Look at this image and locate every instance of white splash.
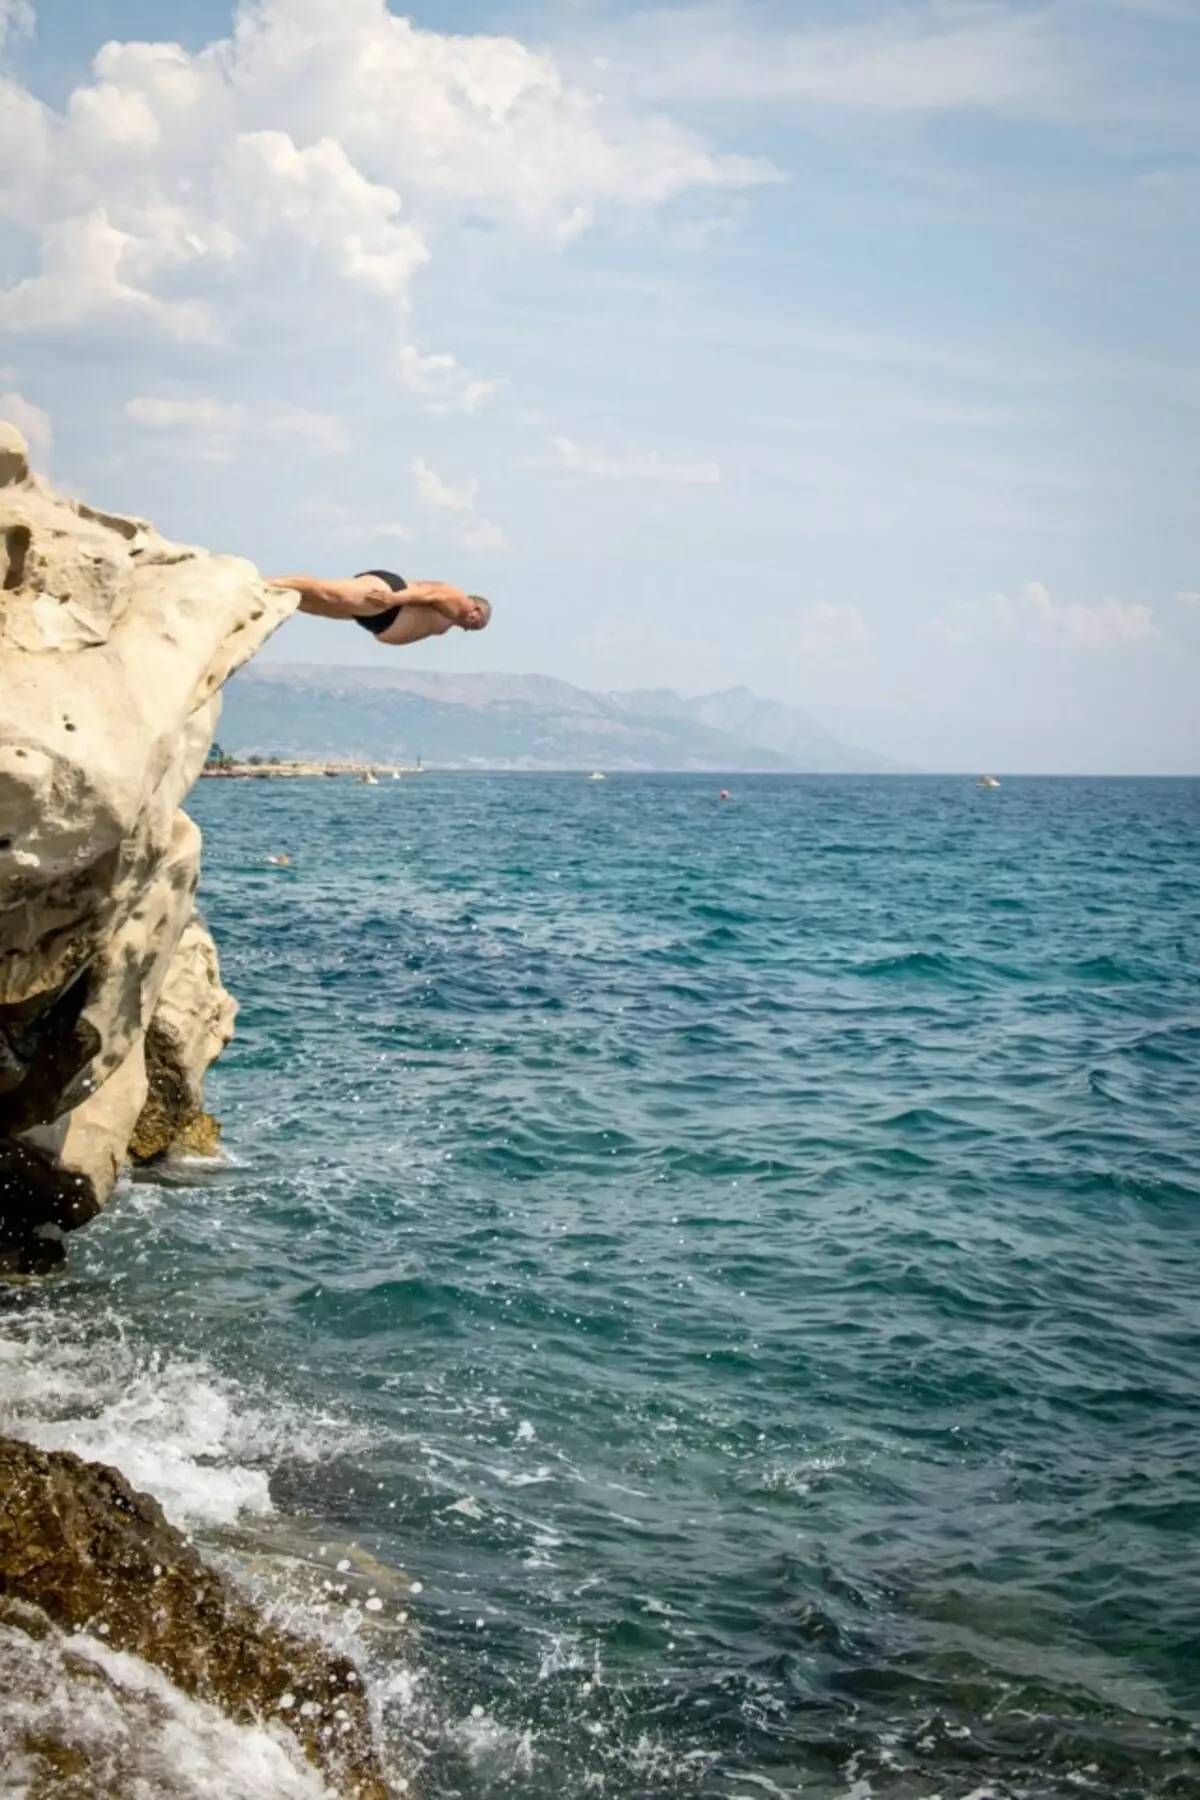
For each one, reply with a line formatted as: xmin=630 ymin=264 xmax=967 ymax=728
xmin=450 ymin=1705 xmax=536 ymax=1779
xmin=0 ymin=1618 xmax=336 ymax=1799
xmin=0 ymin=1310 xmax=349 ymax=1531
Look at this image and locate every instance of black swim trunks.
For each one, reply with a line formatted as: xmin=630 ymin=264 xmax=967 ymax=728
xmin=354 ymin=570 xmax=407 ymax=636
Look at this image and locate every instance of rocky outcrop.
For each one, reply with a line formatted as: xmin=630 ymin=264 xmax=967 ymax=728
xmin=128 ymin=913 xmax=236 ymax=1162
xmin=0 ymin=423 xmax=295 ymax=1270
xmin=0 ymin=1437 xmax=389 ymax=1798
xmin=0 ymin=430 xmax=404 ymax=1796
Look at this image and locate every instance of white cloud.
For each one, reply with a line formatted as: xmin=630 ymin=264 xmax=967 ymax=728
xmin=398 ymin=346 xmax=497 ymax=415
xmin=410 ymin=457 xmax=510 ymax=547
xmin=0 ymin=0 xmax=769 ymax=610
xmin=0 ymin=390 xmax=51 ymax=467
xmin=795 ymin=602 xmax=870 ymax=655
xmin=126 ymin=393 xmax=348 ymax=461
xmin=0 ymin=0 xmax=34 ymax=53
xmin=309 ymin=505 xmax=503 ymax=558
xmin=213 ymin=129 xmax=426 ymax=300
xmin=127 ymin=396 xmax=247 ymax=432
xmin=554 ymin=436 xmax=721 ymax=484
xmin=312 ymin=515 xmax=412 ymax=552
xmin=671 ymin=213 xmax=740 ymax=253
xmin=595 ymin=6 xmax=1063 ymax=115
xmin=409 ymin=458 xmax=507 ymax=550
xmin=0 ymin=0 xmax=773 ymax=359
xmin=413 ymin=456 xmax=478 ymax=512
xmin=1177 ymin=590 xmax=1200 ymax=607
xmin=461 ymin=519 xmax=508 ymax=552
xmin=0 ymin=211 xmax=213 ymax=341
xmin=1096 ymin=0 xmax=1199 ymax=19
xmin=924 ymin=580 xmax=1160 ymax=649
xmin=266 ymin=406 xmax=350 ymax=453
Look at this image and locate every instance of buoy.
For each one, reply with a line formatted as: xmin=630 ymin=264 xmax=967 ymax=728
xmin=266 ymin=853 xmax=290 ymax=867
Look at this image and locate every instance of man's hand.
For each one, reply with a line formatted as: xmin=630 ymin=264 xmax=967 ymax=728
xmin=356 ymin=578 xmax=404 ymax=611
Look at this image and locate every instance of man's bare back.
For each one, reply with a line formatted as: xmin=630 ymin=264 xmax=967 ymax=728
xmin=267 ymin=571 xmax=491 ymax=647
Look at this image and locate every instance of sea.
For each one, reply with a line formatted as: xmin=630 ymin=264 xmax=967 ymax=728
xmin=3 ymin=773 xmax=1199 ymax=1799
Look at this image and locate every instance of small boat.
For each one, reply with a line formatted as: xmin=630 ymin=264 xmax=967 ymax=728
xmin=977 ymin=775 xmax=1001 ymax=789
xmin=362 ymin=771 xmax=379 ymax=785
xmin=588 ymin=771 xmax=606 ymax=782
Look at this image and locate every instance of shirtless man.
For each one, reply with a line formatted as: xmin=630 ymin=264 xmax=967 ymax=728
xmin=267 ymin=569 xmax=491 ymax=647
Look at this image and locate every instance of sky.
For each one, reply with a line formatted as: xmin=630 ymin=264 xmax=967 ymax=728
xmin=1 ymin=0 xmax=1197 ymax=772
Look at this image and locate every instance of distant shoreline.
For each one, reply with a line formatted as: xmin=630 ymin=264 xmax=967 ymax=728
xmin=200 ymin=761 xmax=423 ymax=780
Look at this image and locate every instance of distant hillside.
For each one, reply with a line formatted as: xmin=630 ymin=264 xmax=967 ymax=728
xmin=219 ymin=666 xmax=899 ymax=773
xmin=610 ymin=686 xmax=889 ymax=772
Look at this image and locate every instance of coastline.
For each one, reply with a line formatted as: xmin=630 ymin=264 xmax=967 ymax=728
xmin=202 ymin=762 xmax=424 ymax=781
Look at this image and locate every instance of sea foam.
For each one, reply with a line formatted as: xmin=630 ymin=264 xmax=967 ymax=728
xmin=0 ymin=1305 xmax=346 ymax=1531
xmin=0 ymin=1618 xmax=336 ymax=1799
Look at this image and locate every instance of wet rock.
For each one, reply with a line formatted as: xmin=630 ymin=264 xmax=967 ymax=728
xmin=0 ymin=1436 xmax=392 ymax=1798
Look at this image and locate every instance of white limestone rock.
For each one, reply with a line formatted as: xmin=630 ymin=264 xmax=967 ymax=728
xmin=0 ymin=424 xmax=297 ymax=1266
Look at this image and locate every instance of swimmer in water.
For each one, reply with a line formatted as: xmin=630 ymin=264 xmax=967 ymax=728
xmin=266 ymin=853 xmax=290 ymax=866
xmin=718 ymin=789 xmax=731 ymax=801
xmin=266 ymin=570 xmax=491 ymax=647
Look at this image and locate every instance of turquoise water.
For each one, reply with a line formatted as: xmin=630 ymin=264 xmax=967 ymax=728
xmin=6 ymin=775 xmax=1200 ymax=1798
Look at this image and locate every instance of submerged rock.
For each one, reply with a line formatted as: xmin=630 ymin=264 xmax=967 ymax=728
xmin=0 ymin=1436 xmax=391 ymax=1799
xmin=0 ymin=422 xmax=296 ymax=1268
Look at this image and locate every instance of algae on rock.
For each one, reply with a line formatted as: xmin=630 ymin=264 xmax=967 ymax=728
xmin=0 ymin=1437 xmax=390 ymax=1799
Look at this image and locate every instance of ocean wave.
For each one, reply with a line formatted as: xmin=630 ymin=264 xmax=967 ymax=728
xmin=0 ymin=1619 xmax=338 ymax=1799
xmin=0 ymin=1304 xmax=357 ymax=1532
xmin=860 ymin=949 xmax=978 ymax=982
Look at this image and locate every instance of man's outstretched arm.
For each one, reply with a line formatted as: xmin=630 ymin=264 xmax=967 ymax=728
xmin=268 ymin=574 xmax=483 ymax=626
xmin=266 ymin=574 xmax=396 ymax=619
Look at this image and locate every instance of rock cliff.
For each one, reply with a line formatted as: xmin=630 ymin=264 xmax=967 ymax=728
xmin=0 ymin=422 xmax=295 ymax=1271
xmin=0 ymin=430 xmax=401 ymax=1796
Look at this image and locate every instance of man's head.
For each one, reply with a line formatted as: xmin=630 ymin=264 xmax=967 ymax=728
xmin=464 ymin=594 xmax=492 ymax=631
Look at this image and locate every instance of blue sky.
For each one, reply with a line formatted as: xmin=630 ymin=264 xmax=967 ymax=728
xmin=2 ymin=0 xmax=1197 ymax=770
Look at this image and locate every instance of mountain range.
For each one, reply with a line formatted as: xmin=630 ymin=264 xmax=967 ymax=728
xmin=219 ymin=665 xmax=900 ymax=773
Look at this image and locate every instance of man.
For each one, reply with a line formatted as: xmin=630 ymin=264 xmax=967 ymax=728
xmin=267 ymin=569 xmax=491 ymax=647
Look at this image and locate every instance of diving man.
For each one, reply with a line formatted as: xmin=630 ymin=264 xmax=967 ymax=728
xmin=267 ymin=570 xmax=491 ymax=647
